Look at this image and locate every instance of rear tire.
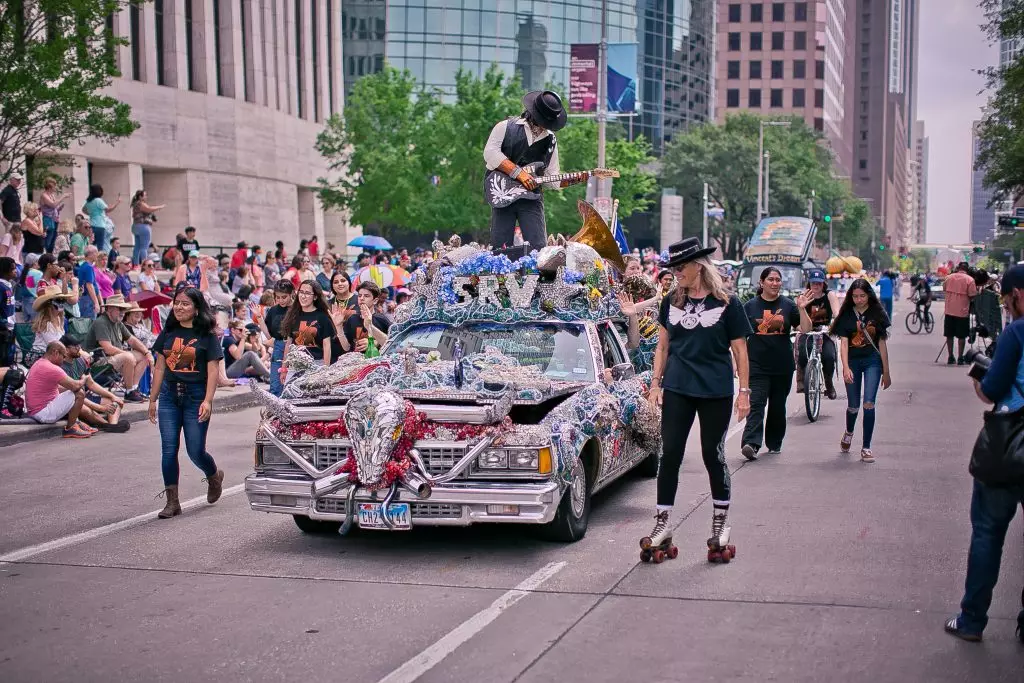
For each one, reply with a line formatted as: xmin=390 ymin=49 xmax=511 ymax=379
xmin=804 ymin=365 xmax=821 ymax=422
xmin=292 ymin=515 xmax=342 ymax=534
xmin=538 ymin=455 xmax=593 ymax=542
xmin=923 ymin=311 xmax=935 ymax=334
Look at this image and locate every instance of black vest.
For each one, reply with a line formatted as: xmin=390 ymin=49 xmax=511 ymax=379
xmin=500 ymin=118 xmax=556 ymax=169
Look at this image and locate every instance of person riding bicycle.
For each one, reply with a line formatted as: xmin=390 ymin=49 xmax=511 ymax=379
xmin=796 ymin=269 xmax=839 ymax=400
xmin=911 ymin=273 xmax=932 ymax=313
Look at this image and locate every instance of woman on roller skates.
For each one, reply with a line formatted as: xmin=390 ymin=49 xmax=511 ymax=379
xmin=830 ymin=278 xmax=892 ymax=463
xmin=642 ymin=238 xmax=752 ymax=564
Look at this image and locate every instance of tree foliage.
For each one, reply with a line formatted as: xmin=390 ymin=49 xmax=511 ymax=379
xmin=316 ymin=65 xmax=657 ymax=242
xmin=0 ymin=0 xmax=138 ymax=183
xmin=660 ymin=113 xmax=870 ymax=260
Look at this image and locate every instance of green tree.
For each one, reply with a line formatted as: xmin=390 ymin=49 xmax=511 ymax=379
xmin=660 ymin=113 xmax=868 ymax=259
xmin=0 ymin=0 xmax=138 ymax=183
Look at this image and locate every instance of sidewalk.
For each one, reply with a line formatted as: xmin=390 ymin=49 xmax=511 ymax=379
xmin=0 ymin=384 xmax=258 ymax=448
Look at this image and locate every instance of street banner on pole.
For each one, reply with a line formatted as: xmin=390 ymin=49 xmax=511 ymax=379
xmin=569 ymin=44 xmax=599 ymax=113
xmin=606 ymin=43 xmax=637 ymax=113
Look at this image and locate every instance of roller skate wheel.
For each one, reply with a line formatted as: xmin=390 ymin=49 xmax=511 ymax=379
xmin=707 ymin=550 xmax=721 ymax=563
xmin=727 ymin=545 xmax=737 ymax=558
xmin=640 ymin=537 xmax=653 ymax=551
xmin=720 ymin=548 xmax=733 ymax=562
xmin=667 ymin=545 xmax=679 ymax=560
xmin=640 ymin=549 xmax=652 ymax=563
xmin=652 ymin=549 xmax=666 ymax=564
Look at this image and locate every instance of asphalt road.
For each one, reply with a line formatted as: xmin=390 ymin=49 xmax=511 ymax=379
xmin=1 ymin=297 xmax=1021 ymax=682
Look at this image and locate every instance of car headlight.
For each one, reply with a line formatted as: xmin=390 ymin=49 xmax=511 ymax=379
xmin=477 ymin=450 xmax=509 ymax=469
xmin=477 ymin=448 xmax=552 ymax=472
xmin=259 ymin=443 xmax=314 ymax=466
xmin=509 ymin=449 xmax=540 ymax=469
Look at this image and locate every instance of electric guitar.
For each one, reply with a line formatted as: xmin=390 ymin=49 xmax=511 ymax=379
xmin=483 ymin=161 xmax=619 ymax=209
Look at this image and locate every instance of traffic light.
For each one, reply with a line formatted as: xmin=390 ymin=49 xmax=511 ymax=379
xmin=823 ymin=214 xmax=832 ymax=223
xmin=998 ymin=215 xmax=1020 ymax=229
xmin=878 ymin=243 xmax=886 ymax=251
xmin=973 ymin=245 xmax=984 ymax=253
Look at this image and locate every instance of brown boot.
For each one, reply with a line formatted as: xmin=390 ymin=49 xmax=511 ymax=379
xmin=158 ymin=486 xmax=181 ymax=518
xmin=795 ymin=373 xmax=805 ymax=394
xmin=205 ymin=469 xmax=225 ymax=504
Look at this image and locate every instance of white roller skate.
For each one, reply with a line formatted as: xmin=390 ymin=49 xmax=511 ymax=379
xmin=639 ymin=511 xmax=678 ymax=564
xmin=707 ymin=508 xmax=736 ymax=563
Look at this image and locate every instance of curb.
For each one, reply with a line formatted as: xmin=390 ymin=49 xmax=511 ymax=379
xmin=0 ymin=391 xmax=259 ymax=448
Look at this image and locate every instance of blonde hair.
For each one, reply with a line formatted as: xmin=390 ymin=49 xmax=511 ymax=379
xmin=671 ymin=256 xmax=731 ymax=307
xmin=44 ymin=177 xmax=57 ymax=190
xmin=32 ymin=300 xmax=64 ymax=334
xmin=23 ymin=202 xmax=38 ymax=216
xmin=58 ymin=218 xmax=74 ymax=234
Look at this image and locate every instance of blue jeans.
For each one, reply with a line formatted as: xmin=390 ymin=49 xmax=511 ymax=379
xmin=956 ymin=479 xmax=1024 ymax=635
xmin=43 ymin=216 xmax=58 ymax=253
xmin=269 ymin=339 xmax=286 ymax=396
xmin=131 ymin=223 xmax=151 ymax=264
xmin=881 ymin=298 xmax=893 ymax=321
xmin=92 ymin=225 xmax=109 ymax=252
xmin=158 ymin=380 xmax=218 ymax=487
xmin=845 ymin=353 xmax=882 ymax=449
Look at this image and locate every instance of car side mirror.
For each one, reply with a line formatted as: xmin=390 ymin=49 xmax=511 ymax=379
xmin=610 ymin=362 xmax=635 ymax=381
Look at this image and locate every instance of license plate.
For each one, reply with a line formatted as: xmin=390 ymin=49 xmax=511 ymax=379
xmin=357 ymin=502 xmax=412 ymax=530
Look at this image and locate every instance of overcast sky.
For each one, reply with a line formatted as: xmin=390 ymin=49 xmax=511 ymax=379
xmin=917 ymin=1 xmax=997 ymax=244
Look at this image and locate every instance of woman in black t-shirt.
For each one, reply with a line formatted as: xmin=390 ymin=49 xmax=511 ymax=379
xmin=796 ymin=269 xmax=840 ymax=398
xmin=252 ymin=279 xmax=294 ymax=396
xmin=280 ymin=280 xmax=340 ymax=374
xmin=829 ymin=278 xmax=893 ymax=463
xmin=740 ymin=267 xmax=812 ymax=461
xmin=642 ymin=237 xmax=753 ymax=563
xmin=148 ymin=287 xmax=226 ymax=519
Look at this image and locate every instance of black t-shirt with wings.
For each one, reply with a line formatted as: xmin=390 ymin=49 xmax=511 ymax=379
xmin=658 ymin=294 xmax=752 ymax=398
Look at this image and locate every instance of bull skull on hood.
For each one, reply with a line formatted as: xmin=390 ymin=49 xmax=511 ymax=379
xmin=343 ymin=389 xmax=407 ymax=488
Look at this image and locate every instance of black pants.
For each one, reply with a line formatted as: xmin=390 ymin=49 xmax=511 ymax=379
xmin=658 ymin=390 xmax=732 ymax=507
xmin=742 ymin=372 xmax=793 ymax=452
xmin=797 ymin=334 xmax=837 ymax=387
xmin=490 ymin=199 xmax=546 ymax=249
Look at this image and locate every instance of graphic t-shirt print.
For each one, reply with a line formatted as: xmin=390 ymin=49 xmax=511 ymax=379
xmin=166 ymin=337 xmax=198 ymax=373
xmin=850 ymin=319 xmax=878 ymax=350
xmin=809 ymin=301 xmax=830 ymax=326
xmin=295 ymin=321 xmax=320 ymax=347
xmin=668 ymin=300 xmax=725 ymax=329
xmin=755 ymin=307 xmax=786 ymax=335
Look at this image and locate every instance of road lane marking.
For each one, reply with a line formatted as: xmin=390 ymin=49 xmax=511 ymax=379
xmin=0 ymin=484 xmax=245 ymax=564
xmin=376 ymin=561 xmax=567 ymax=683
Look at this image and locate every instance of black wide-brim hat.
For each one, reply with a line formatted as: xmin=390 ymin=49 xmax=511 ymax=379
xmin=523 ymin=90 xmax=568 ymax=132
xmin=663 ymin=237 xmax=716 ymax=268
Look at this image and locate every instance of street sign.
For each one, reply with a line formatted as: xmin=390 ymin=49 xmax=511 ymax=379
xmin=705 ymin=207 xmax=724 ymax=219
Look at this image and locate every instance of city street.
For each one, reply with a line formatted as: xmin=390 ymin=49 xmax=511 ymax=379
xmin=0 ymin=298 xmax=1020 ymax=682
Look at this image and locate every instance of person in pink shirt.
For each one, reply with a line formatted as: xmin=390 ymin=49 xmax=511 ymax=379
xmin=943 ymin=262 xmax=978 ymax=365
xmin=25 ymin=341 xmax=94 ymax=438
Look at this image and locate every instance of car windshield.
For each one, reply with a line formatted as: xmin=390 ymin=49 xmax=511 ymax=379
xmin=738 ymin=264 xmax=804 ymax=292
xmin=385 ymin=322 xmax=596 ymax=382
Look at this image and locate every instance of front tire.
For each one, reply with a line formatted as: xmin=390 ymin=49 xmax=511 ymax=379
xmin=905 ymin=310 xmax=922 ymax=335
xmin=538 ymin=456 xmax=593 ymax=542
xmin=804 ymin=365 xmax=821 ymax=422
xmin=292 ymin=514 xmax=342 ymax=534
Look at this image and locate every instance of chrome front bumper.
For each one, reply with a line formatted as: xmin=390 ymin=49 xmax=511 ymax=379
xmin=245 ymin=474 xmax=561 ymax=526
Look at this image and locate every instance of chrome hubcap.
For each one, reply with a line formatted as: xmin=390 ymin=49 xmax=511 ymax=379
xmin=569 ymin=461 xmax=586 ymax=518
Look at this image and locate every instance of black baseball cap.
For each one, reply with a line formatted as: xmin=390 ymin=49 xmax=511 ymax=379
xmin=185 ymin=226 xmax=196 ymax=233
xmin=1000 ymin=264 xmax=1024 ymax=295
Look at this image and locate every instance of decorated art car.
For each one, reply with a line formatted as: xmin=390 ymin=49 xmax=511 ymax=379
xmin=245 ymin=206 xmax=661 ymax=542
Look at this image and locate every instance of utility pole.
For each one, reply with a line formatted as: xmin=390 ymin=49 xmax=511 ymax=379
xmin=764 ymin=151 xmax=771 ymax=217
xmin=756 ymin=125 xmax=765 ymax=222
xmin=702 ymin=182 xmax=709 ymax=247
xmin=596 ymin=0 xmax=609 ymax=203
xmin=807 ymin=189 xmax=814 ymax=219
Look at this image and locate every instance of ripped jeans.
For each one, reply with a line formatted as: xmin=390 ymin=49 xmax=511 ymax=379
xmin=845 ymin=353 xmax=883 ymax=449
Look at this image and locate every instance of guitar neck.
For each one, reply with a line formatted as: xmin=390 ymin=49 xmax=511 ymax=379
xmin=533 ymin=170 xmax=587 ymax=185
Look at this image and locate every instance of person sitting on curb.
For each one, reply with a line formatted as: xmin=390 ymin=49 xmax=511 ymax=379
xmin=223 ymin=319 xmax=271 ymax=382
xmin=84 ymin=294 xmax=153 ymax=402
xmin=24 ymin=341 xmax=95 ymax=438
xmin=60 ymin=334 xmax=129 ymax=433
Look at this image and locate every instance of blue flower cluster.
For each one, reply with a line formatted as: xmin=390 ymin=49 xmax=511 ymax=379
xmin=454 ymin=252 xmax=517 ymax=276
xmin=437 ymin=266 xmax=460 ymax=305
xmin=512 ymin=251 xmax=539 ymax=272
xmin=562 ymin=269 xmax=585 ymax=284
xmin=659 ymin=249 xmax=669 ymax=264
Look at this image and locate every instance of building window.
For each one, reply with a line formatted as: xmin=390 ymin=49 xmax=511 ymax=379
xmin=727 ymin=89 xmax=740 ymax=107
xmin=816 ymin=60 xmax=825 ymax=79
xmin=728 ymin=32 xmax=741 ymax=51
xmin=213 ymin=0 xmax=223 ymax=96
xmin=184 ymin=0 xmax=195 ymax=91
xmin=750 ymin=32 xmax=763 ymax=51
xmin=793 ymin=89 xmax=805 ymax=107
xmin=861 ymin=130 xmax=868 ymax=141
xmin=129 ymin=0 xmax=142 ymax=81
xmin=295 ymin=0 xmax=304 ymax=116
xmin=815 ymin=88 xmax=824 ymax=107
xmin=154 ymin=0 xmax=166 ymax=85
xmin=727 ymin=60 xmax=740 ymax=79
xmin=771 ymin=60 xmax=784 ymax=79
xmin=728 ymin=4 xmax=742 ymax=22
xmin=859 ymin=159 xmax=867 ymax=170
xmin=795 ymin=2 xmax=808 ymax=21
xmin=770 ymin=89 xmax=783 ymax=107
xmin=750 ymin=61 xmax=762 ymax=79
xmin=241 ymin=0 xmax=251 ymax=101
xmin=814 ymin=117 xmax=823 ymax=132
xmin=326 ymin=0 xmax=334 ymax=115
xmin=772 ymin=2 xmax=785 ymax=21
xmin=793 ymin=59 xmax=806 ymax=78
xmin=749 ymin=89 xmax=762 ymax=108
xmin=771 ymin=32 xmax=784 ymax=50
xmin=794 ymin=31 xmax=807 ymax=50
xmin=311 ymin=0 xmax=319 ymax=121
xmin=751 ymin=3 xmax=764 ymax=22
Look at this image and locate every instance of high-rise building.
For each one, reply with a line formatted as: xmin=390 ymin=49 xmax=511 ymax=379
xmin=342 ymin=0 xmax=387 ymax=97
xmin=910 ymin=120 xmax=928 ymax=243
xmin=714 ymin=1 xmax=857 ymax=177
xmin=851 ymin=0 xmax=919 ymax=250
xmin=369 ymin=1 xmax=714 ymax=154
xmin=970 ymin=120 xmax=997 ymax=245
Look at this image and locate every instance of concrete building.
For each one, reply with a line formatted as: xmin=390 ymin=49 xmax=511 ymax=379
xmin=715 ymin=0 xmax=857 ymax=177
xmin=910 ymin=119 xmax=928 ymax=243
xmin=851 ymin=0 xmax=919 ymax=250
xmin=341 ymin=0 xmax=386 ymax=97
xmin=20 ymin=0 xmax=356 ymax=254
xmin=970 ymin=120 xmax=996 ymax=245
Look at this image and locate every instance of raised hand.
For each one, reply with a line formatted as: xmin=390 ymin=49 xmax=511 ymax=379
xmin=617 ymin=291 xmax=637 ymax=317
xmin=795 ymin=290 xmax=812 ymax=309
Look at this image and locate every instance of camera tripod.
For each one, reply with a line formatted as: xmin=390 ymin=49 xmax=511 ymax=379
xmin=933 ymin=312 xmax=991 ymax=363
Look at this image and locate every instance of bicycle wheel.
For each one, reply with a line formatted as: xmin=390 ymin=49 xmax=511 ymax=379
xmin=923 ymin=311 xmax=935 ymax=334
xmin=905 ymin=310 xmax=922 ymax=335
xmin=804 ymin=364 xmax=821 ymax=422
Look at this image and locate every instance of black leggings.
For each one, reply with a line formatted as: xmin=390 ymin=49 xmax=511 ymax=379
xmin=658 ymin=390 xmax=733 ymax=507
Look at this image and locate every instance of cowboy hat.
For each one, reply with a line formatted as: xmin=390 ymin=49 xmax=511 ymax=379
xmin=523 ymin=90 xmax=568 ymax=132
xmin=102 ymin=294 xmax=133 ymax=309
xmin=33 ymin=285 xmax=70 ymax=311
xmin=662 ymin=237 xmax=716 ymax=268
xmin=124 ymin=302 xmax=145 ymax=314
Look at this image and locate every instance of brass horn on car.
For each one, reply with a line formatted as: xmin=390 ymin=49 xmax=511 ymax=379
xmin=570 ymin=199 xmax=627 ymax=273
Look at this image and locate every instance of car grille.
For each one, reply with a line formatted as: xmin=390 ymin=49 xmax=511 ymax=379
xmin=314 ymin=441 xmax=351 ymax=470
xmin=308 ymin=440 xmax=469 ymax=479
xmin=314 ymin=498 xmax=462 ymax=519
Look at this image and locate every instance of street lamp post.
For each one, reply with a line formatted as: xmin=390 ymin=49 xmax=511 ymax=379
xmin=756 ymin=120 xmax=792 ymax=220
xmin=764 ymin=151 xmax=771 ymax=217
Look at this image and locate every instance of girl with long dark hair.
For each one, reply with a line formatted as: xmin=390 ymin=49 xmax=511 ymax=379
xmin=740 ymin=267 xmax=812 ymax=461
xmin=149 ymin=287 xmax=226 ymax=518
xmin=642 ymin=238 xmax=752 ymax=563
xmin=829 ymin=278 xmax=893 ymax=463
xmin=281 ymin=280 xmax=336 ymax=372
